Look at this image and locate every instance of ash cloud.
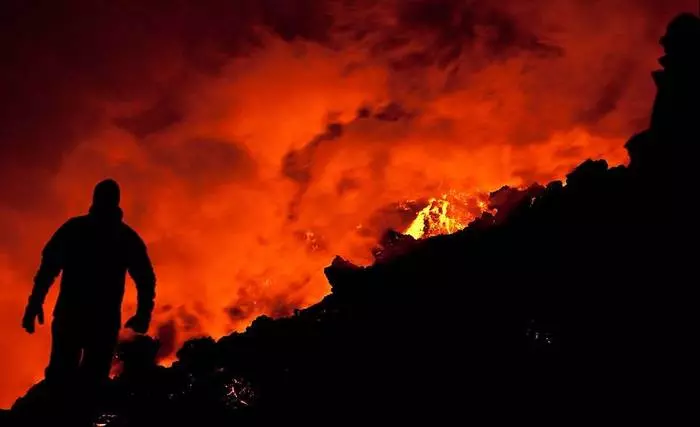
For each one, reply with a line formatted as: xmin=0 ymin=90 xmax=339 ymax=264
xmin=114 ymin=98 xmax=185 ymax=140
xmin=148 ymin=137 xmax=258 ymax=190
xmin=0 ymin=0 xmax=336 ymax=204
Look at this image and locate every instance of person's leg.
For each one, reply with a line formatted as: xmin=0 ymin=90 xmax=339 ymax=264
xmin=80 ymin=322 xmax=120 ymax=388
xmin=77 ymin=322 xmax=119 ymax=421
xmin=45 ymin=317 xmax=82 ymax=387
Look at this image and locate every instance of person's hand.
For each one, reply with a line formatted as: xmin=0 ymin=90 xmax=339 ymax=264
xmin=125 ymin=313 xmax=150 ymax=334
xmin=22 ymin=301 xmax=44 ymax=334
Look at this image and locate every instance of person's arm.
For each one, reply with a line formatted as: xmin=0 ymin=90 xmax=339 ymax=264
xmin=29 ymin=222 xmax=70 ymax=306
xmin=23 ymin=221 xmax=70 ymax=333
xmin=126 ymin=232 xmax=156 ymax=332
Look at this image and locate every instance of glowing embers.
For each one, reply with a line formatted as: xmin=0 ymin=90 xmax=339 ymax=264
xmin=525 ymin=319 xmax=556 ymax=351
xmin=404 ymin=191 xmax=492 ymax=239
xmin=223 ymin=377 xmax=255 ymax=408
xmin=93 ymin=413 xmax=118 ymax=427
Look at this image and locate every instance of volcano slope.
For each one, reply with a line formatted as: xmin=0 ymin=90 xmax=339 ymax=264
xmin=6 ymin=12 xmax=700 ymax=427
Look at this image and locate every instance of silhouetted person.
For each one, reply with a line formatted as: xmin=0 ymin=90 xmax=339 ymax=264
xmin=21 ymin=179 xmax=156 ymax=390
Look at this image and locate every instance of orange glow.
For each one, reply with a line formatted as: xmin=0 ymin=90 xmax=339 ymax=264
xmin=0 ymin=0 xmax=694 ymax=408
xmin=404 ymin=192 xmax=492 ymax=239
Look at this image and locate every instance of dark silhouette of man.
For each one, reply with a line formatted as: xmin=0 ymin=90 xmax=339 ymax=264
xmin=21 ymin=179 xmax=156 ymax=389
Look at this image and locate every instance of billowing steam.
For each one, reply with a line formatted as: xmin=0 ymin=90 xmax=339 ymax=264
xmin=0 ymin=0 xmax=694 ymax=407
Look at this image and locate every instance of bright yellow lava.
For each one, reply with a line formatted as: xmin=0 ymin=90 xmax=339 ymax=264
xmin=404 ymin=192 xmax=491 ymax=239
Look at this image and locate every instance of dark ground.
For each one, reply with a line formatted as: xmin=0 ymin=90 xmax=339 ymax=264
xmin=4 ymin=12 xmax=700 ymax=427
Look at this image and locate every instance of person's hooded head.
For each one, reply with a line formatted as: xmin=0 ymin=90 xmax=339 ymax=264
xmin=89 ymin=179 xmax=124 ymax=222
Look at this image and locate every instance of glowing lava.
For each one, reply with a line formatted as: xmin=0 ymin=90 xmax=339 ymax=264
xmin=404 ymin=192 xmax=493 ymax=239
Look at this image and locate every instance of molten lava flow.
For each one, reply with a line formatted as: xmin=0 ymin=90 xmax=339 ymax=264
xmin=404 ymin=192 xmax=493 ymax=239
